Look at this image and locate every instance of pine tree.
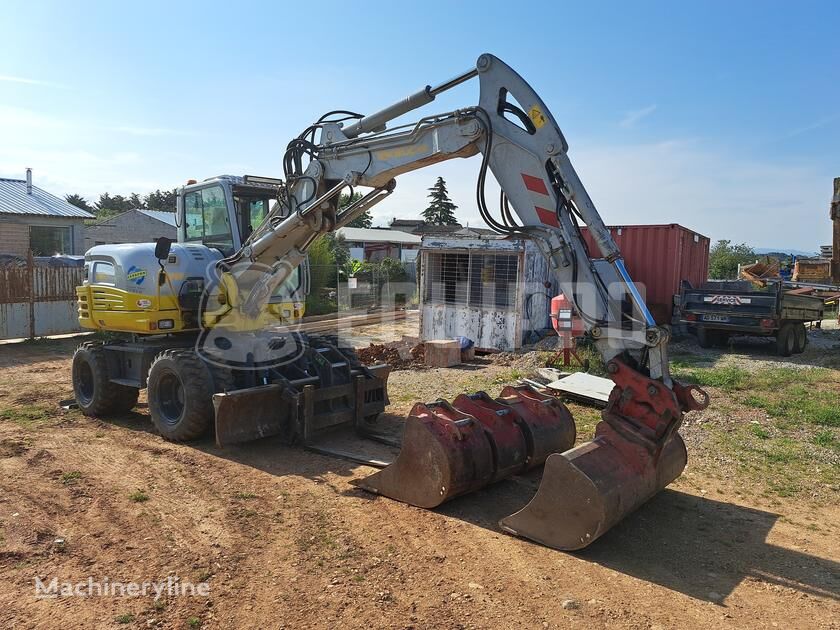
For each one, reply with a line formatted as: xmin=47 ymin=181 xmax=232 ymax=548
xmin=421 ymin=177 xmax=458 ymax=225
xmin=65 ymin=194 xmax=92 ymax=212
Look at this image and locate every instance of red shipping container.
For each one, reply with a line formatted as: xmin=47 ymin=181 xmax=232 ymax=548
xmin=580 ymin=224 xmax=710 ymax=324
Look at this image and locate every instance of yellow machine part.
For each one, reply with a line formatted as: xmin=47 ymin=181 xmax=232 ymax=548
xmin=77 ymin=284 xmax=304 ymax=335
xmin=199 ymin=271 xmax=305 ymax=332
xmin=76 ymin=285 xmax=188 ymax=334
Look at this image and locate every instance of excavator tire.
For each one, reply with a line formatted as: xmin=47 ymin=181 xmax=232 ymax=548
xmin=147 ymin=349 xmax=215 ymax=441
xmin=72 ymin=342 xmax=139 ymax=416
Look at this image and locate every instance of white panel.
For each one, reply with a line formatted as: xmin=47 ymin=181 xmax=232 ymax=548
xmin=34 ymin=301 xmax=82 ymax=336
xmin=0 ymin=303 xmax=30 ymax=339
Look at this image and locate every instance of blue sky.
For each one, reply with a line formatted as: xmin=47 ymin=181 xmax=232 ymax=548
xmin=0 ymin=0 xmax=837 ymax=250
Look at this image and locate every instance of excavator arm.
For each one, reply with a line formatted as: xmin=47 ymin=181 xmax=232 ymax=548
xmin=208 ymin=54 xmax=709 ymax=550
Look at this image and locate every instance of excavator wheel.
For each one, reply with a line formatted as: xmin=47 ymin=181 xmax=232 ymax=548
xmin=147 ymin=349 xmax=215 ymax=441
xmin=72 ymin=342 xmax=139 ymax=416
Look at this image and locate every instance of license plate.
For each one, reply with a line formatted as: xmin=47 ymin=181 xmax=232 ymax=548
xmin=702 ymin=314 xmax=729 ymax=322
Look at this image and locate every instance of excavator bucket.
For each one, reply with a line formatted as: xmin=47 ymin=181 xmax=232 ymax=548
xmin=358 ymin=385 xmax=576 ymax=507
xmin=496 ymin=385 xmax=576 ymax=467
xmin=499 ymin=420 xmax=687 ymax=551
xmin=358 ymin=401 xmax=495 ymax=508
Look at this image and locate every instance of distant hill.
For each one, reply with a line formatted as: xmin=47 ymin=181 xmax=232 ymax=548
xmin=754 ymin=247 xmax=818 ymax=257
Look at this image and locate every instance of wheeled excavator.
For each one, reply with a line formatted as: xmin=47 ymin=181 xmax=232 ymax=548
xmin=72 ymin=54 xmax=709 ymax=551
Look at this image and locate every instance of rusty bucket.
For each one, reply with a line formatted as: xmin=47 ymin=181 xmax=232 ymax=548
xmin=357 ymin=401 xmax=495 ymax=508
xmin=499 ymin=420 xmax=687 ymax=551
xmin=451 ymin=392 xmax=530 ymax=481
xmin=496 ymin=385 xmax=576 ymax=468
xmin=358 ymin=385 xmax=576 ymax=508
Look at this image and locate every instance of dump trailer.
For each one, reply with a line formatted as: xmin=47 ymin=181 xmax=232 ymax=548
xmin=73 ymin=53 xmax=709 ymax=551
xmin=680 ymin=280 xmax=824 ymax=355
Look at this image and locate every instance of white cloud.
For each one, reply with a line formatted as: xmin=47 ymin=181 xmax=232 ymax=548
xmin=786 ymin=112 xmax=840 ymax=138
xmin=0 ymin=105 xmax=69 ymax=130
xmin=571 ymin=139 xmax=830 ymax=250
xmin=620 ymin=104 xmax=657 ymax=128
xmin=0 ymin=99 xmax=829 ymax=251
xmin=111 ymin=126 xmax=197 ymax=137
xmin=368 ymin=139 xmax=830 ymax=250
xmin=0 ymin=75 xmax=67 ymax=88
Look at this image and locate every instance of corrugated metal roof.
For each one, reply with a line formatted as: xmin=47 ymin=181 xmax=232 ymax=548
xmin=337 ymin=227 xmax=421 ymax=244
xmin=0 ymin=178 xmax=95 ymax=218
xmin=138 ymin=209 xmax=177 ymax=227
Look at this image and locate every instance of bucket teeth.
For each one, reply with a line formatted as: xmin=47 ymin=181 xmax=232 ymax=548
xmin=358 ymin=385 xmax=576 ymax=508
xmin=499 ymin=421 xmax=687 ymax=550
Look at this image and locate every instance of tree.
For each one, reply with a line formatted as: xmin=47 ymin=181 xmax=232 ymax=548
xmin=94 ymin=193 xmax=132 ymax=218
xmin=65 ymin=194 xmax=92 ymax=212
xmin=305 ymin=235 xmax=338 ymax=315
xmin=708 ymin=240 xmax=756 ymax=279
xmin=144 ymin=189 xmax=177 ymax=212
xmin=128 ymin=192 xmax=145 ymax=209
xmin=325 ymin=232 xmax=350 ymax=268
xmin=339 ymin=192 xmax=371 ymax=228
xmin=421 ymin=177 xmax=458 ymax=225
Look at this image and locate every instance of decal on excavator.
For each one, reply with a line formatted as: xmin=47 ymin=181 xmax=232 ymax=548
xmin=528 ymin=105 xmax=547 ymax=128
xmin=127 ymin=266 xmax=147 ymax=285
xmin=521 ymin=173 xmax=559 ymax=227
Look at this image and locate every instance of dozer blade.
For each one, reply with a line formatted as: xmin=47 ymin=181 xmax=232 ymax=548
xmin=213 ymin=384 xmax=297 ymax=447
xmin=499 ymin=420 xmax=687 ymax=550
xmin=357 ymin=401 xmax=494 ymax=508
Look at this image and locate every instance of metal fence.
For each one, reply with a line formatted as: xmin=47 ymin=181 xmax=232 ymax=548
xmin=307 ymin=261 xmax=418 ymax=315
xmin=0 ymin=254 xmax=84 ymax=339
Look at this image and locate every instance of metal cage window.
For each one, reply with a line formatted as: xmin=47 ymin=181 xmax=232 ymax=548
xmin=425 ymin=250 xmax=519 ymax=310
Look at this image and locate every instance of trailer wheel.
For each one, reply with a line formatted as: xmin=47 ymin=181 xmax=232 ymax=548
xmin=776 ymin=324 xmax=795 ymax=357
xmin=72 ymin=343 xmax=139 ymax=416
xmin=697 ymin=326 xmax=713 ymax=349
xmin=147 ymin=349 xmax=215 ymax=441
xmin=793 ymin=323 xmax=808 ymax=354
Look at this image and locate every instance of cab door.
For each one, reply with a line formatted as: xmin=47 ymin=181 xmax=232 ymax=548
xmin=180 ymin=184 xmax=238 ymax=255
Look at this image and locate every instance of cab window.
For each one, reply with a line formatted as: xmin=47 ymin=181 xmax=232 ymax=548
xmin=235 ymin=196 xmax=270 ymax=241
xmin=184 ymin=185 xmax=234 ymax=254
xmin=91 ymin=261 xmax=116 ymax=285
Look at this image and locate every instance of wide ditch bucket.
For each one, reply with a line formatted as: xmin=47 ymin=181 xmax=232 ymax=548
xmin=358 ymin=401 xmax=495 ymax=508
xmin=358 ymin=385 xmax=576 ymax=508
xmin=499 ymin=420 xmax=687 ymax=551
xmin=497 ymin=385 xmax=576 ymax=467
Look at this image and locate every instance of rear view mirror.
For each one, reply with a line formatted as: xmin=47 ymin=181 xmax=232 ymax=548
xmin=155 ymin=237 xmax=172 ymax=260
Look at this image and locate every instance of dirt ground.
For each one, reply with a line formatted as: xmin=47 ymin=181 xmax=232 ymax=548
xmin=0 ymin=326 xmax=838 ymax=629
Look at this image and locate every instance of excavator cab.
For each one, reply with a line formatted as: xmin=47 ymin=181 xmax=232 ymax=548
xmin=177 ymin=175 xmax=310 ymax=321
